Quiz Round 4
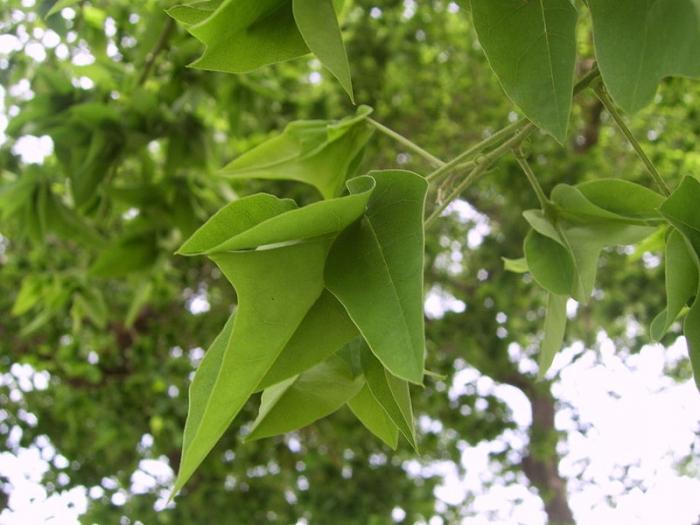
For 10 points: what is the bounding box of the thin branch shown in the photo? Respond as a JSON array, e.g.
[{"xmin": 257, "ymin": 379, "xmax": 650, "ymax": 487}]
[
  {"xmin": 514, "ymin": 148, "xmax": 550, "ymax": 210},
  {"xmin": 425, "ymin": 123, "xmax": 535, "ymax": 225},
  {"xmin": 366, "ymin": 117, "xmax": 446, "ymax": 168},
  {"xmin": 594, "ymin": 86, "xmax": 671, "ymax": 196},
  {"xmin": 138, "ymin": 18, "xmax": 176, "ymax": 86}
]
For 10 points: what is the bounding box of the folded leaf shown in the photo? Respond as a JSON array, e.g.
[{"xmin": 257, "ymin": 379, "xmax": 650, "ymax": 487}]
[
  {"xmin": 502, "ymin": 257, "xmax": 529, "ymax": 274},
  {"xmin": 650, "ymin": 229, "xmax": 698, "ymax": 341},
  {"xmin": 348, "ymin": 385, "xmax": 399, "ymax": 449},
  {"xmin": 326, "ymin": 170, "xmax": 428, "ymax": 384},
  {"xmin": 471, "ymin": 0, "xmax": 578, "ymax": 142},
  {"xmin": 589, "ymin": 0, "xmax": 700, "ymax": 113},
  {"xmin": 361, "ymin": 347, "xmax": 417, "ymax": 451},
  {"xmin": 575, "ymin": 179, "xmax": 665, "ymax": 221},
  {"xmin": 173, "ymin": 240, "xmax": 328, "ymax": 496},
  {"xmin": 246, "ymin": 353, "xmax": 364, "ymax": 441},
  {"xmin": 538, "ymin": 293, "xmax": 568, "ymax": 380},
  {"xmin": 219, "ymin": 107, "xmax": 374, "ymax": 199},
  {"xmin": 257, "ymin": 290, "xmax": 358, "ymax": 390}
]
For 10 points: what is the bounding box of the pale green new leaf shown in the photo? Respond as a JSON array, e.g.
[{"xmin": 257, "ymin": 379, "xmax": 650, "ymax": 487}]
[
  {"xmin": 325, "ymin": 170, "xmax": 428, "ymax": 384},
  {"xmin": 247, "ymin": 353, "xmax": 364, "ymax": 441},
  {"xmin": 219, "ymin": 107, "xmax": 374, "ymax": 199},
  {"xmin": 502, "ymin": 257, "xmax": 529, "ymax": 274},
  {"xmin": 538, "ymin": 293, "xmax": 568, "ymax": 380},
  {"xmin": 650, "ymin": 229, "xmax": 698, "ymax": 341},
  {"xmin": 173, "ymin": 241, "xmax": 328, "ymax": 496},
  {"xmin": 292, "ymin": 0, "xmax": 353, "ymax": 100},
  {"xmin": 347, "ymin": 385, "xmax": 399, "ymax": 449},
  {"xmin": 471, "ymin": 0, "xmax": 578, "ymax": 141},
  {"xmin": 589, "ymin": 0, "xmax": 700, "ymax": 113},
  {"xmin": 360, "ymin": 347, "xmax": 417, "ymax": 450}
]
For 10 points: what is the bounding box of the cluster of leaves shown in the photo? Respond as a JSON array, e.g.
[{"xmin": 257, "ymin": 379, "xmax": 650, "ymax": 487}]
[
  {"xmin": 172, "ymin": 108, "xmax": 430, "ymax": 493},
  {"xmin": 513, "ymin": 176, "xmax": 700, "ymax": 383}
]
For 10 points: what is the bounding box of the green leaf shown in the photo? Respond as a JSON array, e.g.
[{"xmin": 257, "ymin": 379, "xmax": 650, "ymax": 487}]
[
  {"xmin": 184, "ymin": 0, "xmax": 309, "ymax": 74},
  {"xmin": 589, "ymin": 0, "xmax": 700, "ymax": 113},
  {"xmin": 347, "ymin": 385, "xmax": 399, "ymax": 449},
  {"xmin": 326, "ymin": 170, "xmax": 428, "ymax": 384},
  {"xmin": 551, "ymin": 184, "xmax": 647, "ymax": 223},
  {"xmin": 538, "ymin": 293, "xmax": 568, "ymax": 380},
  {"xmin": 576, "ymin": 179, "xmax": 665, "ymax": 221},
  {"xmin": 292, "ymin": 0, "xmax": 353, "ymax": 100},
  {"xmin": 685, "ymin": 298, "xmax": 700, "ymax": 391},
  {"xmin": 181, "ymin": 177, "xmax": 375, "ymax": 255},
  {"xmin": 90, "ymin": 230, "xmax": 159, "ymax": 278},
  {"xmin": 360, "ymin": 347, "xmax": 417, "ymax": 451},
  {"xmin": 257, "ymin": 290, "xmax": 358, "ymax": 390},
  {"xmin": 471, "ymin": 0, "xmax": 578, "ymax": 141},
  {"xmin": 12, "ymin": 276, "xmax": 43, "ymax": 316},
  {"xmin": 524, "ymin": 230, "xmax": 575, "ymax": 295},
  {"xmin": 650, "ymin": 229, "xmax": 698, "ymax": 341},
  {"xmin": 173, "ymin": 240, "xmax": 329, "ymax": 496},
  {"xmin": 219, "ymin": 107, "xmax": 374, "ymax": 199},
  {"xmin": 167, "ymin": 1, "xmax": 221, "ymax": 27},
  {"xmin": 246, "ymin": 353, "xmax": 364, "ymax": 441}
]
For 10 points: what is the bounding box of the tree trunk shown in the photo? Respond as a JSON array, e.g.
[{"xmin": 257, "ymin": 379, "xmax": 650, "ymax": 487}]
[{"xmin": 521, "ymin": 385, "xmax": 575, "ymax": 525}]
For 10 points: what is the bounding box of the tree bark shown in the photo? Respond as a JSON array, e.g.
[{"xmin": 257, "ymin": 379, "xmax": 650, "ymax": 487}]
[{"xmin": 521, "ymin": 385, "xmax": 575, "ymax": 525}]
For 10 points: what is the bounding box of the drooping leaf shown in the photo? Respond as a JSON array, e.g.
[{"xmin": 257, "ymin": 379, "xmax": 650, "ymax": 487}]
[
  {"xmin": 46, "ymin": 0, "xmax": 83, "ymax": 17},
  {"xmin": 589, "ymin": 0, "xmax": 700, "ymax": 113},
  {"xmin": 471, "ymin": 0, "xmax": 578, "ymax": 141},
  {"xmin": 246, "ymin": 354, "xmax": 364, "ymax": 441},
  {"xmin": 360, "ymin": 347, "xmax": 417, "ymax": 451},
  {"xmin": 347, "ymin": 385, "xmax": 399, "ymax": 449},
  {"xmin": 650, "ymin": 229, "xmax": 698, "ymax": 341},
  {"xmin": 219, "ymin": 107, "xmax": 374, "ymax": 199},
  {"xmin": 524, "ymin": 230, "xmax": 575, "ymax": 296},
  {"xmin": 326, "ymin": 170, "xmax": 428, "ymax": 384},
  {"xmin": 257, "ymin": 290, "xmax": 358, "ymax": 390},
  {"xmin": 173, "ymin": 240, "xmax": 329, "ymax": 496},
  {"xmin": 538, "ymin": 293, "xmax": 568, "ymax": 380},
  {"xmin": 292, "ymin": 0, "xmax": 353, "ymax": 100}
]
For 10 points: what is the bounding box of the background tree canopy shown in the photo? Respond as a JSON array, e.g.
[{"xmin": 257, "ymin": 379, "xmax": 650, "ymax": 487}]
[{"xmin": 1, "ymin": 1, "xmax": 699, "ymax": 524}]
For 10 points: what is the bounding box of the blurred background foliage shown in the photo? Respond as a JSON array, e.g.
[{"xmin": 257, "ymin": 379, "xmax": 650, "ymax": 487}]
[{"xmin": 0, "ymin": 0, "xmax": 697, "ymax": 523}]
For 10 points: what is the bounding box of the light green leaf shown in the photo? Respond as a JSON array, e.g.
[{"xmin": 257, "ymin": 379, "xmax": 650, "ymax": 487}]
[
  {"xmin": 524, "ymin": 230, "xmax": 575, "ymax": 296},
  {"xmin": 292, "ymin": 0, "xmax": 353, "ymax": 100},
  {"xmin": 538, "ymin": 293, "xmax": 568, "ymax": 380},
  {"xmin": 685, "ymin": 298, "xmax": 700, "ymax": 391},
  {"xmin": 347, "ymin": 385, "xmax": 399, "ymax": 449},
  {"xmin": 551, "ymin": 184, "xmax": 646, "ymax": 223},
  {"xmin": 167, "ymin": 1, "xmax": 221, "ymax": 27},
  {"xmin": 246, "ymin": 354, "xmax": 364, "ymax": 441},
  {"xmin": 589, "ymin": 0, "xmax": 700, "ymax": 113},
  {"xmin": 12, "ymin": 276, "xmax": 43, "ymax": 316},
  {"xmin": 326, "ymin": 170, "xmax": 428, "ymax": 384},
  {"xmin": 471, "ymin": 0, "xmax": 578, "ymax": 141},
  {"xmin": 502, "ymin": 257, "xmax": 529, "ymax": 274},
  {"xmin": 360, "ymin": 347, "xmax": 417, "ymax": 451},
  {"xmin": 219, "ymin": 107, "xmax": 374, "ymax": 199},
  {"xmin": 257, "ymin": 290, "xmax": 358, "ymax": 390},
  {"xmin": 185, "ymin": 0, "xmax": 309, "ymax": 73},
  {"xmin": 650, "ymin": 229, "xmax": 698, "ymax": 340},
  {"xmin": 173, "ymin": 240, "xmax": 328, "ymax": 496}
]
